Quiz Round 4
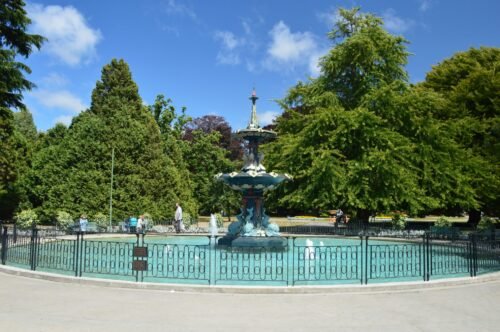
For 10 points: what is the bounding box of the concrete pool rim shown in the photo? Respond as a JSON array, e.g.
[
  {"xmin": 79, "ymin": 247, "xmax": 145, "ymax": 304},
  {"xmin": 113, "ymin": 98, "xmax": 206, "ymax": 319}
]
[{"xmin": 2, "ymin": 264, "xmax": 499, "ymax": 295}]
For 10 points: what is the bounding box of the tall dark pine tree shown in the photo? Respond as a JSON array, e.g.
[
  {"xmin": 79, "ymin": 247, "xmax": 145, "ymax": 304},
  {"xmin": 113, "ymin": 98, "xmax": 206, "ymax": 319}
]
[
  {"xmin": 0, "ymin": 0, "xmax": 44, "ymax": 216},
  {"xmin": 28, "ymin": 59, "xmax": 195, "ymax": 221}
]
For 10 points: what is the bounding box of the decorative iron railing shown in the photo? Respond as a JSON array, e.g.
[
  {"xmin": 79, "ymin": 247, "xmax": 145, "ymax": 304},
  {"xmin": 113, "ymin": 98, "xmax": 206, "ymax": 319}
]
[{"xmin": 1, "ymin": 226, "xmax": 499, "ymax": 286}]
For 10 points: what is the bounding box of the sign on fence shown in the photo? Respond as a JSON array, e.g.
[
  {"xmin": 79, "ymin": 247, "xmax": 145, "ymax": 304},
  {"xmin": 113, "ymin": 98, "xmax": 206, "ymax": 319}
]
[
  {"xmin": 132, "ymin": 260, "xmax": 147, "ymax": 271},
  {"xmin": 133, "ymin": 246, "xmax": 148, "ymax": 257}
]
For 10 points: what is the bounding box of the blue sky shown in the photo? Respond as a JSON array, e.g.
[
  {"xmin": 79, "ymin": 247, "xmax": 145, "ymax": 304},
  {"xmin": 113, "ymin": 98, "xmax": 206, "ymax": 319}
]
[{"xmin": 22, "ymin": 0, "xmax": 499, "ymax": 132}]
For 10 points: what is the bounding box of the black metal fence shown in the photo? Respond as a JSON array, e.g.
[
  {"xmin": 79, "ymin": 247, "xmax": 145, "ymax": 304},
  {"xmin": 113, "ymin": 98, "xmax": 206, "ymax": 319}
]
[{"xmin": 1, "ymin": 226, "xmax": 499, "ymax": 286}]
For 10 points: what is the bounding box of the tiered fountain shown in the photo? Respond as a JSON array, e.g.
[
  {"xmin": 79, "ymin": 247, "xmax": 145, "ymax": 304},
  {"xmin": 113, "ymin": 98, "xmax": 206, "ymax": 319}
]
[{"xmin": 216, "ymin": 90, "xmax": 291, "ymax": 248}]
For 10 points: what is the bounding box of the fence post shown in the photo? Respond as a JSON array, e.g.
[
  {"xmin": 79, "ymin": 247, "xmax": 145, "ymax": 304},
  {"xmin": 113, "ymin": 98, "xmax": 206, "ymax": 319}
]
[
  {"xmin": 74, "ymin": 231, "xmax": 85, "ymax": 277},
  {"xmin": 29, "ymin": 226, "xmax": 38, "ymax": 271},
  {"xmin": 1, "ymin": 226, "xmax": 8, "ymax": 265},
  {"xmin": 471, "ymin": 234, "xmax": 478, "ymax": 277},
  {"xmin": 360, "ymin": 235, "xmax": 368, "ymax": 285},
  {"xmin": 422, "ymin": 233, "xmax": 427, "ymax": 281},
  {"xmin": 13, "ymin": 222, "xmax": 17, "ymax": 244},
  {"xmin": 73, "ymin": 232, "xmax": 80, "ymax": 277},
  {"xmin": 286, "ymin": 237, "xmax": 293, "ymax": 286},
  {"xmin": 425, "ymin": 232, "xmax": 431, "ymax": 281},
  {"xmin": 210, "ymin": 236, "xmax": 216, "ymax": 286},
  {"xmin": 79, "ymin": 232, "xmax": 85, "ymax": 277}
]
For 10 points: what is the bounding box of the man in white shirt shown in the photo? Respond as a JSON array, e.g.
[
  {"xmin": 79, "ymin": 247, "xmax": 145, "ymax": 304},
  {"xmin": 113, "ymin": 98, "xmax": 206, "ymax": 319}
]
[{"xmin": 174, "ymin": 202, "xmax": 183, "ymax": 233}]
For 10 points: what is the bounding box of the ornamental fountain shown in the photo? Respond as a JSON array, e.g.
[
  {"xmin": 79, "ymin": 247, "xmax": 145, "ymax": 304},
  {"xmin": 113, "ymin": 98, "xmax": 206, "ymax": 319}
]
[{"xmin": 216, "ymin": 90, "xmax": 291, "ymax": 248}]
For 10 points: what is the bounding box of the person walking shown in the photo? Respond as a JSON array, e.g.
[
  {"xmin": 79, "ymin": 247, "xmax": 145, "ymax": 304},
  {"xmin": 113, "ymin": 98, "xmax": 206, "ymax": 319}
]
[
  {"xmin": 174, "ymin": 203, "xmax": 183, "ymax": 233},
  {"xmin": 129, "ymin": 216, "xmax": 138, "ymax": 233},
  {"xmin": 79, "ymin": 214, "xmax": 88, "ymax": 232},
  {"xmin": 137, "ymin": 215, "xmax": 145, "ymax": 233},
  {"xmin": 336, "ymin": 208, "xmax": 344, "ymax": 224}
]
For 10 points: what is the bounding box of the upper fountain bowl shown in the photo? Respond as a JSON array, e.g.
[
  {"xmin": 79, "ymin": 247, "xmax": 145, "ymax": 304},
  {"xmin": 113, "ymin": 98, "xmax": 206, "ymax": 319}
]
[{"xmin": 216, "ymin": 171, "xmax": 292, "ymax": 192}]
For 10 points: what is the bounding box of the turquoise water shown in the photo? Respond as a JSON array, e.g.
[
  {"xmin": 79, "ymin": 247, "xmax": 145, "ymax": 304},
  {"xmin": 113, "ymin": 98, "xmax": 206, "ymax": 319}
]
[{"xmin": 5, "ymin": 235, "xmax": 499, "ymax": 286}]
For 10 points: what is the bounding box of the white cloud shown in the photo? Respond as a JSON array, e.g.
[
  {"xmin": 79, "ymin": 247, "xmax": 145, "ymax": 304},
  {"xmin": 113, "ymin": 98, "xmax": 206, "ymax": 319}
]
[
  {"xmin": 242, "ymin": 20, "xmax": 252, "ymax": 35},
  {"xmin": 382, "ymin": 9, "xmax": 415, "ymax": 34},
  {"xmin": 264, "ymin": 21, "xmax": 326, "ymax": 76},
  {"xmin": 214, "ymin": 31, "xmax": 241, "ymax": 50},
  {"xmin": 317, "ymin": 8, "xmax": 342, "ymax": 27},
  {"xmin": 216, "ymin": 52, "xmax": 240, "ymax": 65},
  {"xmin": 308, "ymin": 51, "xmax": 327, "ymax": 77},
  {"xmin": 267, "ymin": 21, "xmax": 317, "ymax": 63},
  {"xmin": 28, "ymin": 4, "xmax": 102, "ymax": 66},
  {"xmin": 258, "ymin": 111, "xmax": 280, "ymax": 126},
  {"xmin": 32, "ymin": 90, "xmax": 86, "ymax": 114},
  {"xmin": 41, "ymin": 73, "xmax": 69, "ymax": 88},
  {"xmin": 214, "ymin": 30, "xmax": 246, "ymax": 65},
  {"xmin": 419, "ymin": 0, "xmax": 432, "ymax": 12},
  {"xmin": 165, "ymin": 0, "xmax": 197, "ymax": 21}
]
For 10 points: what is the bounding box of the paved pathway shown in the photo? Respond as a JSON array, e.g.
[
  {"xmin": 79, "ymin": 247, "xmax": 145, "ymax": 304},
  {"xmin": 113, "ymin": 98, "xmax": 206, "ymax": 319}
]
[{"xmin": 1, "ymin": 271, "xmax": 499, "ymax": 332}]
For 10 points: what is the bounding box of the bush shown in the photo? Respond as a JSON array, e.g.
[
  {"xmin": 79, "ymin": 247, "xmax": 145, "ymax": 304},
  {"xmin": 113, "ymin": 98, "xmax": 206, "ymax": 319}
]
[
  {"xmin": 16, "ymin": 209, "xmax": 39, "ymax": 229},
  {"xmin": 214, "ymin": 213, "xmax": 224, "ymax": 228},
  {"xmin": 56, "ymin": 211, "xmax": 74, "ymax": 230},
  {"xmin": 391, "ymin": 213, "xmax": 407, "ymax": 230},
  {"xmin": 182, "ymin": 212, "xmax": 193, "ymax": 229},
  {"xmin": 434, "ymin": 216, "xmax": 451, "ymax": 228},
  {"xmin": 477, "ymin": 216, "xmax": 499, "ymax": 231},
  {"xmin": 93, "ymin": 212, "xmax": 108, "ymax": 229}
]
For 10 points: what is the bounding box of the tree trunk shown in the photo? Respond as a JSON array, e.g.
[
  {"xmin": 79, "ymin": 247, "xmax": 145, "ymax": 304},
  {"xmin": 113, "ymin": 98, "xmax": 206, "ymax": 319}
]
[
  {"xmin": 355, "ymin": 209, "xmax": 372, "ymax": 226},
  {"xmin": 467, "ymin": 209, "xmax": 481, "ymax": 228}
]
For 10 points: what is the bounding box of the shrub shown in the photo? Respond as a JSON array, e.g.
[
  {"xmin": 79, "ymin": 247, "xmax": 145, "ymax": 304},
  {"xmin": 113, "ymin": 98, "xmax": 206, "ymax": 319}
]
[
  {"xmin": 182, "ymin": 213, "xmax": 194, "ymax": 229},
  {"xmin": 93, "ymin": 212, "xmax": 108, "ymax": 229},
  {"xmin": 434, "ymin": 216, "xmax": 452, "ymax": 228},
  {"xmin": 16, "ymin": 209, "xmax": 39, "ymax": 229},
  {"xmin": 391, "ymin": 213, "xmax": 407, "ymax": 230},
  {"xmin": 214, "ymin": 213, "xmax": 224, "ymax": 228},
  {"xmin": 56, "ymin": 211, "xmax": 74, "ymax": 230},
  {"xmin": 477, "ymin": 216, "xmax": 499, "ymax": 231}
]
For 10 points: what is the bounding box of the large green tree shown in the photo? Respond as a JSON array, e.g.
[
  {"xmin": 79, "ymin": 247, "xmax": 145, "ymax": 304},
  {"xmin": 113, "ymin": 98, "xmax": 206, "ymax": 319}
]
[
  {"xmin": 27, "ymin": 59, "xmax": 196, "ymax": 222},
  {"xmin": 421, "ymin": 47, "xmax": 500, "ymax": 223},
  {"xmin": 182, "ymin": 129, "xmax": 236, "ymax": 215},
  {"xmin": 0, "ymin": 0, "xmax": 44, "ymax": 207},
  {"xmin": 264, "ymin": 8, "xmax": 479, "ymax": 222}
]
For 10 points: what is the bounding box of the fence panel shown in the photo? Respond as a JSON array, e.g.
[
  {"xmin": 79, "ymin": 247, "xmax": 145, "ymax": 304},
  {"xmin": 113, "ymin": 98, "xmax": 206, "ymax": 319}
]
[
  {"xmin": 5, "ymin": 234, "xmax": 32, "ymax": 268},
  {"xmin": 368, "ymin": 242, "xmax": 423, "ymax": 283},
  {"xmin": 81, "ymin": 240, "xmax": 135, "ymax": 278},
  {"xmin": 293, "ymin": 238, "xmax": 361, "ymax": 285},
  {"xmin": 475, "ymin": 239, "xmax": 500, "ymax": 275},
  {"xmin": 215, "ymin": 246, "xmax": 287, "ymax": 285},
  {"xmin": 145, "ymin": 243, "xmax": 211, "ymax": 284},
  {"xmin": 429, "ymin": 240, "xmax": 470, "ymax": 278},
  {"xmin": 36, "ymin": 238, "xmax": 76, "ymax": 273}
]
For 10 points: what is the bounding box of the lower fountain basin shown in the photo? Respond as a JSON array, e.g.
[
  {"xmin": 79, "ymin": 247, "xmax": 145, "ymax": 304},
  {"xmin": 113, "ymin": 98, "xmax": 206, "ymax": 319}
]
[{"xmin": 230, "ymin": 236, "xmax": 288, "ymax": 249}]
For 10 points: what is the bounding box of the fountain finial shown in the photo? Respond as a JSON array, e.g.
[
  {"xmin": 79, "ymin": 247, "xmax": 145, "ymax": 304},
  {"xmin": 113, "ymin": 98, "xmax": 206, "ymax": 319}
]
[{"xmin": 248, "ymin": 89, "xmax": 259, "ymax": 129}]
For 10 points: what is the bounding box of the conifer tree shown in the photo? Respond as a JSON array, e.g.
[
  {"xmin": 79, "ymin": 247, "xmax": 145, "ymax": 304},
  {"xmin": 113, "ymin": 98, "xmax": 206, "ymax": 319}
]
[{"xmin": 28, "ymin": 59, "xmax": 196, "ymax": 222}]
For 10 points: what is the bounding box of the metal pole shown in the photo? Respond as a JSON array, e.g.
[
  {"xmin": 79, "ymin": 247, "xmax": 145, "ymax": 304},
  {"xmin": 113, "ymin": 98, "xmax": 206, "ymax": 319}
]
[
  {"xmin": 109, "ymin": 147, "xmax": 115, "ymax": 231},
  {"xmin": 1, "ymin": 226, "xmax": 8, "ymax": 265}
]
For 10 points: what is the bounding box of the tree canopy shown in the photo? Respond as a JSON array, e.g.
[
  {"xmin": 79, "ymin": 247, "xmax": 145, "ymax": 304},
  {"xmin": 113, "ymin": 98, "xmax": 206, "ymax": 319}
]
[
  {"xmin": 0, "ymin": 0, "xmax": 44, "ymax": 211},
  {"xmin": 264, "ymin": 8, "xmax": 487, "ymax": 221},
  {"xmin": 420, "ymin": 47, "xmax": 500, "ymax": 219}
]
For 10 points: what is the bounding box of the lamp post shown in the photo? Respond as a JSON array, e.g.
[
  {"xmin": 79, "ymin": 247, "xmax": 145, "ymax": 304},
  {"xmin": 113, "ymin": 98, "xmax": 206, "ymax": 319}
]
[{"xmin": 109, "ymin": 147, "xmax": 115, "ymax": 231}]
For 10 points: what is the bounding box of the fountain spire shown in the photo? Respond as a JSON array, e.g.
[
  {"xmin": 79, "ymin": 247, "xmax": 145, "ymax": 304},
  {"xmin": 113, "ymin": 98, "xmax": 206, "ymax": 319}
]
[{"xmin": 248, "ymin": 89, "xmax": 259, "ymax": 129}]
